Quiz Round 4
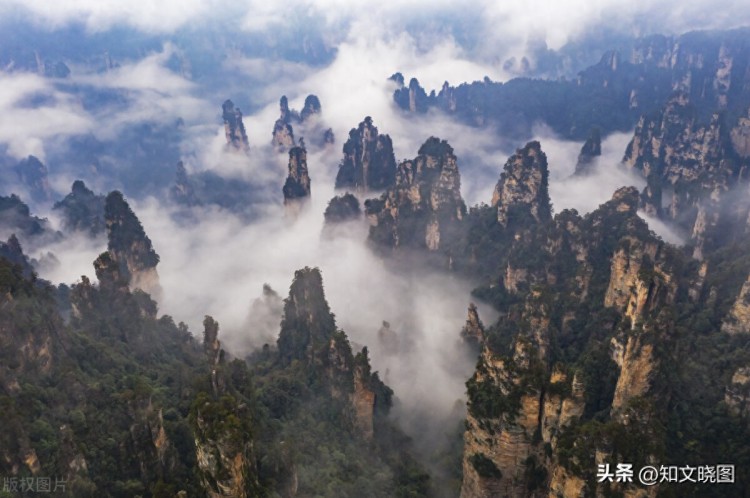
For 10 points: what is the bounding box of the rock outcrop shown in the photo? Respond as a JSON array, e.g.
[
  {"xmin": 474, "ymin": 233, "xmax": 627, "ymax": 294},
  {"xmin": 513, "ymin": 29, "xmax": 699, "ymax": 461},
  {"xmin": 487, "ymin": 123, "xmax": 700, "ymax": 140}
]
[
  {"xmin": 271, "ymin": 95, "xmax": 328, "ymax": 152},
  {"xmin": 573, "ymin": 128, "xmax": 602, "ymax": 176},
  {"xmin": 335, "ymin": 117, "xmax": 397, "ymax": 192},
  {"xmin": 192, "ymin": 393, "xmax": 260, "ymax": 498},
  {"xmin": 300, "ymin": 95, "xmax": 321, "ymax": 121},
  {"xmin": 282, "ymin": 146, "xmax": 311, "ymax": 213},
  {"xmin": 0, "ymin": 194, "xmax": 58, "ymax": 244},
  {"xmin": 53, "ymin": 180, "xmax": 106, "ymax": 236},
  {"xmin": 0, "ymin": 235, "xmax": 34, "ymax": 278},
  {"xmin": 222, "ymin": 100, "xmax": 250, "ymax": 152},
  {"xmin": 622, "ymin": 92, "xmax": 747, "ymax": 256},
  {"xmin": 722, "ymin": 273, "xmax": 750, "ymax": 334},
  {"xmin": 277, "ymin": 268, "xmax": 391, "ymax": 439},
  {"xmin": 726, "ymin": 367, "xmax": 750, "ymax": 419},
  {"xmin": 492, "ymin": 141, "xmax": 552, "ymax": 227},
  {"xmin": 365, "ymin": 137, "xmax": 466, "ymax": 253},
  {"xmin": 271, "ymin": 97, "xmax": 296, "ymax": 152},
  {"xmin": 460, "ymin": 184, "xmax": 683, "ymax": 498},
  {"xmin": 191, "ymin": 316, "xmax": 263, "ymax": 498},
  {"xmin": 323, "ymin": 193, "xmax": 361, "ymax": 225},
  {"xmin": 461, "ymin": 293, "xmax": 583, "ymax": 498},
  {"xmin": 460, "ymin": 303, "xmax": 485, "ymax": 347},
  {"xmin": 393, "ymin": 29, "xmax": 750, "ymax": 141},
  {"xmin": 104, "ymin": 191, "xmax": 161, "ymax": 298}
]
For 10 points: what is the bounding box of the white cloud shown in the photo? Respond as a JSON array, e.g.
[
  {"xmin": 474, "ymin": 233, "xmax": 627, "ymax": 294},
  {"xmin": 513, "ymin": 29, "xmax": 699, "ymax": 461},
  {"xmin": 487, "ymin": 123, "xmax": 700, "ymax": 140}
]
[
  {"xmin": 0, "ymin": 71, "xmax": 93, "ymax": 160},
  {"xmin": 1, "ymin": 0, "xmax": 216, "ymax": 33},
  {"xmin": 68, "ymin": 44, "xmax": 213, "ymax": 141}
]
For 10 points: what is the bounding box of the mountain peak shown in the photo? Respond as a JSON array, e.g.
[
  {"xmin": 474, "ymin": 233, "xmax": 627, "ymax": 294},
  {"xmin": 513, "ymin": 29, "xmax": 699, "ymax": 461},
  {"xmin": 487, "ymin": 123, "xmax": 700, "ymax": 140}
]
[
  {"xmin": 222, "ymin": 99, "xmax": 249, "ymax": 152},
  {"xmin": 104, "ymin": 191, "xmax": 161, "ymax": 297},
  {"xmin": 335, "ymin": 116, "xmax": 396, "ymax": 192},
  {"xmin": 492, "ymin": 141, "xmax": 552, "ymax": 227}
]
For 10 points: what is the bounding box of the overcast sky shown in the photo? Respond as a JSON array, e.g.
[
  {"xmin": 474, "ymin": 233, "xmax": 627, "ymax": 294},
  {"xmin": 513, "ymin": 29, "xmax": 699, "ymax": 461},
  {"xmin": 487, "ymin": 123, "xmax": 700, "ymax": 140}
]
[{"xmin": 2, "ymin": 0, "xmax": 749, "ymax": 53}]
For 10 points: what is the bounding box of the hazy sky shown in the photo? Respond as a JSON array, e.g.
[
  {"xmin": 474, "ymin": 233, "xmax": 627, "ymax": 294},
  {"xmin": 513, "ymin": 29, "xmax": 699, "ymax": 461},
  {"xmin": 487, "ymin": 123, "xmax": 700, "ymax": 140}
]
[{"xmin": 3, "ymin": 0, "xmax": 749, "ymax": 49}]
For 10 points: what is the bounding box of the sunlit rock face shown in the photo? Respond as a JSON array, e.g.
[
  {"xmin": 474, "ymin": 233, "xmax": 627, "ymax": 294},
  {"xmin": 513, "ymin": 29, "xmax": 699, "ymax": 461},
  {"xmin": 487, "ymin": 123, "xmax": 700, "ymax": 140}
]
[
  {"xmin": 365, "ymin": 137, "xmax": 466, "ymax": 253},
  {"xmin": 460, "ymin": 185, "xmax": 681, "ymax": 498},
  {"xmin": 723, "ymin": 274, "xmax": 750, "ymax": 334},
  {"xmin": 335, "ymin": 116, "xmax": 396, "ymax": 193}
]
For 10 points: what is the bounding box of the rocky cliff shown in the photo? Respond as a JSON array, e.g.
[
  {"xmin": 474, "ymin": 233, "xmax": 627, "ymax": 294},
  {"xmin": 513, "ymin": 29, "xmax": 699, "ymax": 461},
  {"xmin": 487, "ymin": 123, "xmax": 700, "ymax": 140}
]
[
  {"xmin": 460, "ymin": 183, "xmax": 686, "ymax": 498},
  {"xmin": 393, "ymin": 28, "xmax": 750, "ymax": 142},
  {"xmin": 191, "ymin": 317, "xmax": 263, "ymax": 498},
  {"xmin": 223, "ymin": 99, "xmax": 250, "ymax": 153},
  {"xmin": 573, "ymin": 128, "xmax": 602, "ymax": 176},
  {"xmin": 365, "ymin": 137, "xmax": 466, "ymax": 254},
  {"xmin": 335, "ymin": 116, "xmax": 397, "ymax": 192},
  {"xmin": 622, "ymin": 92, "xmax": 748, "ymax": 257},
  {"xmin": 104, "ymin": 191, "xmax": 161, "ymax": 298},
  {"xmin": 323, "ymin": 193, "xmax": 361, "ymax": 226},
  {"xmin": 723, "ymin": 272, "xmax": 750, "ymax": 334},
  {"xmin": 460, "ymin": 303, "xmax": 485, "ymax": 347},
  {"xmin": 272, "ymin": 95, "xmax": 329, "ymax": 152},
  {"xmin": 282, "ymin": 146, "xmax": 311, "ymax": 213},
  {"xmin": 272, "ymin": 96, "xmax": 296, "ymax": 152},
  {"xmin": 0, "ymin": 194, "xmax": 59, "ymax": 245},
  {"xmin": 492, "ymin": 141, "xmax": 552, "ymax": 228},
  {"xmin": 53, "ymin": 180, "xmax": 106, "ymax": 236},
  {"xmin": 277, "ymin": 268, "xmax": 390, "ymax": 439}
]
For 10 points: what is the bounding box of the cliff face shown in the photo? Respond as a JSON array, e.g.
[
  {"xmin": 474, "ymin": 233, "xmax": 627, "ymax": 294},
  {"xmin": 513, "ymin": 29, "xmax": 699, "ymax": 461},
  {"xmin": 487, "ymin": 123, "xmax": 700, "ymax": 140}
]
[
  {"xmin": 603, "ymin": 236, "xmax": 677, "ymax": 328},
  {"xmin": 335, "ymin": 117, "xmax": 397, "ymax": 192},
  {"xmin": 460, "ymin": 303, "xmax": 485, "ymax": 347},
  {"xmin": 723, "ymin": 273, "xmax": 750, "ymax": 334},
  {"xmin": 621, "ymin": 63, "xmax": 750, "ymax": 257},
  {"xmin": 277, "ymin": 268, "xmax": 391, "ymax": 439},
  {"xmin": 462, "ymin": 296, "xmax": 584, "ymax": 498},
  {"xmin": 272, "ymin": 95, "xmax": 329, "ymax": 152},
  {"xmin": 573, "ymin": 128, "xmax": 602, "ymax": 176},
  {"xmin": 323, "ymin": 193, "xmax": 361, "ymax": 227},
  {"xmin": 365, "ymin": 137, "xmax": 466, "ymax": 253},
  {"xmin": 192, "ymin": 394, "xmax": 260, "ymax": 498},
  {"xmin": 191, "ymin": 316, "xmax": 262, "ymax": 498},
  {"xmin": 222, "ymin": 99, "xmax": 250, "ymax": 153},
  {"xmin": 0, "ymin": 235, "xmax": 34, "ymax": 277},
  {"xmin": 104, "ymin": 191, "xmax": 161, "ymax": 298},
  {"xmin": 461, "ymin": 184, "xmax": 682, "ymax": 498},
  {"xmin": 393, "ymin": 29, "xmax": 750, "ymax": 142},
  {"xmin": 272, "ymin": 96, "xmax": 296, "ymax": 152},
  {"xmin": 492, "ymin": 141, "xmax": 552, "ymax": 227},
  {"xmin": 0, "ymin": 194, "xmax": 59, "ymax": 245},
  {"xmin": 282, "ymin": 146, "xmax": 311, "ymax": 214},
  {"xmin": 0, "ymin": 250, "xmax": 62, "ymax": 479},
  {"xmin": 53, "ymin": 180, "xmax": 106, "ymax": 236}
]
